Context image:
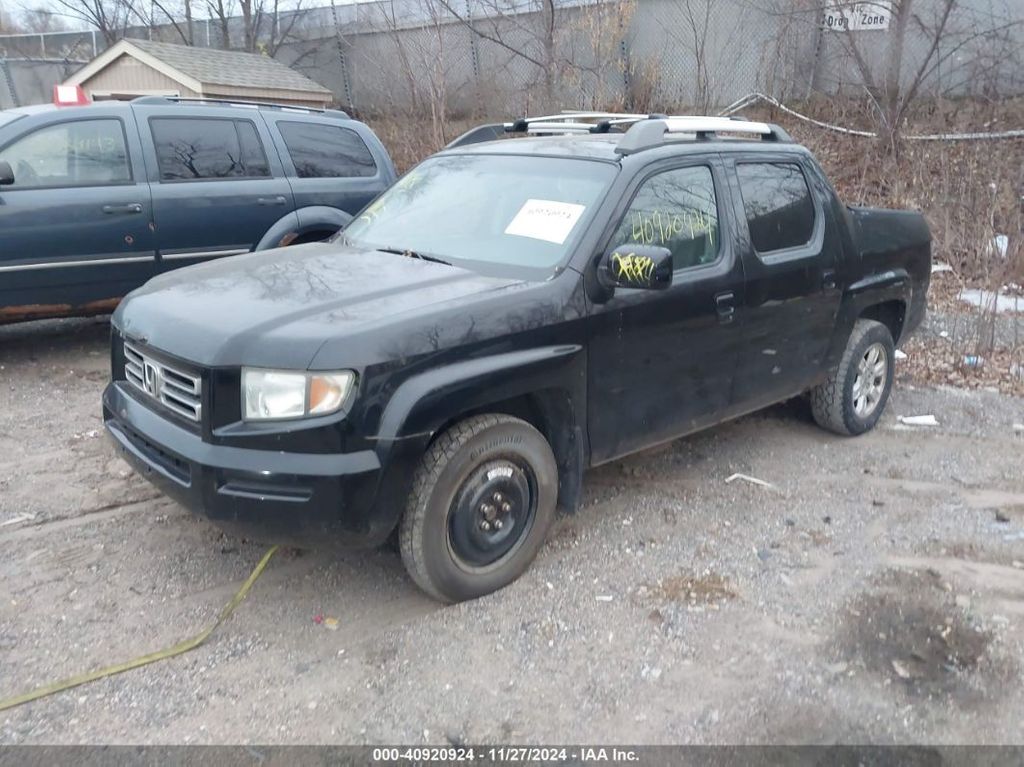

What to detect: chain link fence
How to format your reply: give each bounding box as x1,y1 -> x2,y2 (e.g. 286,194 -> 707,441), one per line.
2,0 -> 1022,114
273,0 -> 1023,117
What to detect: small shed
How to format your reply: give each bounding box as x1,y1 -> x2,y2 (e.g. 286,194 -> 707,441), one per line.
63,38 -> 332,108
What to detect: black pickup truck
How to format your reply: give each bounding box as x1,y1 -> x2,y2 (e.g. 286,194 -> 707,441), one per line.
103,113 -> 930,603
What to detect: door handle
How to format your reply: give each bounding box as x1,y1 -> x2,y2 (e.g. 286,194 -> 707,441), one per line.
714,291 -> 736,324
102,203 -> 143,215
823,269 -> 837,290
257,196 -> 287,206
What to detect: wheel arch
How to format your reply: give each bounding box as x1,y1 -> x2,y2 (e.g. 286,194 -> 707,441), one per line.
826,271 -> 912,370
375,347 -> 588,516
255,206 -> 353,251
859,299 -> 907,346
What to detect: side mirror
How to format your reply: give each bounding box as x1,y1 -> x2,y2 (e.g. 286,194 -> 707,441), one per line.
0,161 -> 13,186
598,244 -> 673,291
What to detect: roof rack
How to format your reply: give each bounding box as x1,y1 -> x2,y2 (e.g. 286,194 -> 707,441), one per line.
616,116 -> 792,154
445,110 -> 793,151
131,95 -> 348,118
503,111 -> 668,135
444,111 -> 666,148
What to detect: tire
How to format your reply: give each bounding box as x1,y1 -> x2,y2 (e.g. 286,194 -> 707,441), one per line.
399,414 -> 558,603
810,318 -> 895,436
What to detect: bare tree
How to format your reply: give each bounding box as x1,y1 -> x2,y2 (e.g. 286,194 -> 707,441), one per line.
20,7 -> 72,32
680,0 -> 714,112
826,0 -> 1024,150
145,0 -> 195,44
206,0 -> 232,48
429,0 -> 635,111
1,6 -> 22,32
204,0 -> 303,52
49,0 -> 139,45
375,0 -> 456,146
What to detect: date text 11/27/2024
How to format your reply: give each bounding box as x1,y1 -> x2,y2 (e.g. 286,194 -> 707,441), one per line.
371,747 -> 641,763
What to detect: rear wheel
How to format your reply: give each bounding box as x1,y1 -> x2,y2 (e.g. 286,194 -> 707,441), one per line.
399,414 -> 557,603
810,318 -> 895,436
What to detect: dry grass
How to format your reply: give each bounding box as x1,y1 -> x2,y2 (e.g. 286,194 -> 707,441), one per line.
754,98 -> 1024,287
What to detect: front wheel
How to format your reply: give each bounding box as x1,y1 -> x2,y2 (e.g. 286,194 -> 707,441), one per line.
399,414 -> 558,603
810,318 -> 895,436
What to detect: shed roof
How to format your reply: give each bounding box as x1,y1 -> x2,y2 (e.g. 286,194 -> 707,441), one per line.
66,38 -> 331,98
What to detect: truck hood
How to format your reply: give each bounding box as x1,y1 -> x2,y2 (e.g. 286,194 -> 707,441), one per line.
114,243 -> 521,368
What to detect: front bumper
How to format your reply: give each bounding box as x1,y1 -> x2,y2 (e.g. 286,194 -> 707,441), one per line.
103,381 -> 391,548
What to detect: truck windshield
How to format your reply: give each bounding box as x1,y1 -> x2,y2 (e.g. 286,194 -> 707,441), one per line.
341,154 -> 616,275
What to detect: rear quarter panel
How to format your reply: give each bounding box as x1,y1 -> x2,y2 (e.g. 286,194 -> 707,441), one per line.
846,205 -> 931,340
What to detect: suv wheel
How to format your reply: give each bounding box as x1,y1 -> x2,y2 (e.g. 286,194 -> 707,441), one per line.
399,414 -> 558,603
810,318 -> 895,436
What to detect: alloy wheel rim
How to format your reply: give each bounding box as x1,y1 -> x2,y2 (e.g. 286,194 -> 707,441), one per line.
852,342 -> 888,418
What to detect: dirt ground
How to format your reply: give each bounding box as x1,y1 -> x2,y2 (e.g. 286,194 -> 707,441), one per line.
1,316 -> 1023,745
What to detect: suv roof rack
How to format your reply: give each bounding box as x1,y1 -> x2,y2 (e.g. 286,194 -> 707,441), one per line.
445,111 -> 793,151
615,116 -> 791,154
131,95 -> 349,118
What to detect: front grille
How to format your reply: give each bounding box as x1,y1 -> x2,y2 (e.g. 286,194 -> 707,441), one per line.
124,342 -> 202,423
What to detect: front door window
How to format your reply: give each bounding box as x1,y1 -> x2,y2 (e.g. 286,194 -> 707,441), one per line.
0,119 -> 131,189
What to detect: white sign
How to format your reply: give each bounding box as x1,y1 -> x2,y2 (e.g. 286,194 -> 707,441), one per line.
823,1 -> 891,31
504,199 -> 587,245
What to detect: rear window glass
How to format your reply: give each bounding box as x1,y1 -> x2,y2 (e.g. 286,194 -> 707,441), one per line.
736,162 -> 815,253
278,121 -> 377,178
151,117 -> 270,180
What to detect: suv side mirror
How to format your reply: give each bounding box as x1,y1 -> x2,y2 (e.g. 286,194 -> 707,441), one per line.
0,161 -> 13,186
598,244 -> 673,291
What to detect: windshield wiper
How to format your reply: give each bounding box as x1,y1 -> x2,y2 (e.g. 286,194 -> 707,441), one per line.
375,246 -> 452,267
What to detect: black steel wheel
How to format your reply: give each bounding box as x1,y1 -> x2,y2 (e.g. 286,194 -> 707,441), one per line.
399,414 -> 558,603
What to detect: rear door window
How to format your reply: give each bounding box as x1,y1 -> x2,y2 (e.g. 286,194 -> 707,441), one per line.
278,121 -> 377,178
0,118 -> 131,188
736,162 -> 815,254
150,117 -> 270,180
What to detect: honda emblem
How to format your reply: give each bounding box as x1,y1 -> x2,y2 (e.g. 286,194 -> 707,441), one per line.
142,360 -> 160,396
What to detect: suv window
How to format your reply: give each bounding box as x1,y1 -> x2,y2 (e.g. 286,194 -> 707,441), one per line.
609,165 -> 720,271
151,117 -> 270,180
736,162 -> 815,253
278,121 -> 377,178
0,118 -> 130,189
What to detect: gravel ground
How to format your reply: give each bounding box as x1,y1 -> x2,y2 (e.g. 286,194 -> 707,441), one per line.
1,317 -> 1023,745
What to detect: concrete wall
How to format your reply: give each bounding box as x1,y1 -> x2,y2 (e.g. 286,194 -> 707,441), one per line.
3,0 -> 1022,110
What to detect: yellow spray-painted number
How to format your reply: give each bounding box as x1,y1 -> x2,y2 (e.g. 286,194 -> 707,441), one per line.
630,209 -> 715,248
360,171 -> 423,223
395,170 -> 422,190
611,252 -> 655,283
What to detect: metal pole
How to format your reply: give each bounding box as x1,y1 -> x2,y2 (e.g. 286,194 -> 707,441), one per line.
465,0 -> 480,82
329,0 -> 354,111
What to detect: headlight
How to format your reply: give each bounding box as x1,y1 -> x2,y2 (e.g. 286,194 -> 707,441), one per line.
242,368 -> 356,421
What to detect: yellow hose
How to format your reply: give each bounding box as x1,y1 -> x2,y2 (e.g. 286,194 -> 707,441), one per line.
0,545 -> 279,713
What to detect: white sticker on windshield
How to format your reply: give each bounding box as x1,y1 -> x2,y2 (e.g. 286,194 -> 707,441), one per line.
504,199 -> 586,245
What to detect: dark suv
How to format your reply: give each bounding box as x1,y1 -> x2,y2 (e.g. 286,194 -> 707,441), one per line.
104,113 -> 930,603
0,96 -> 395,324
